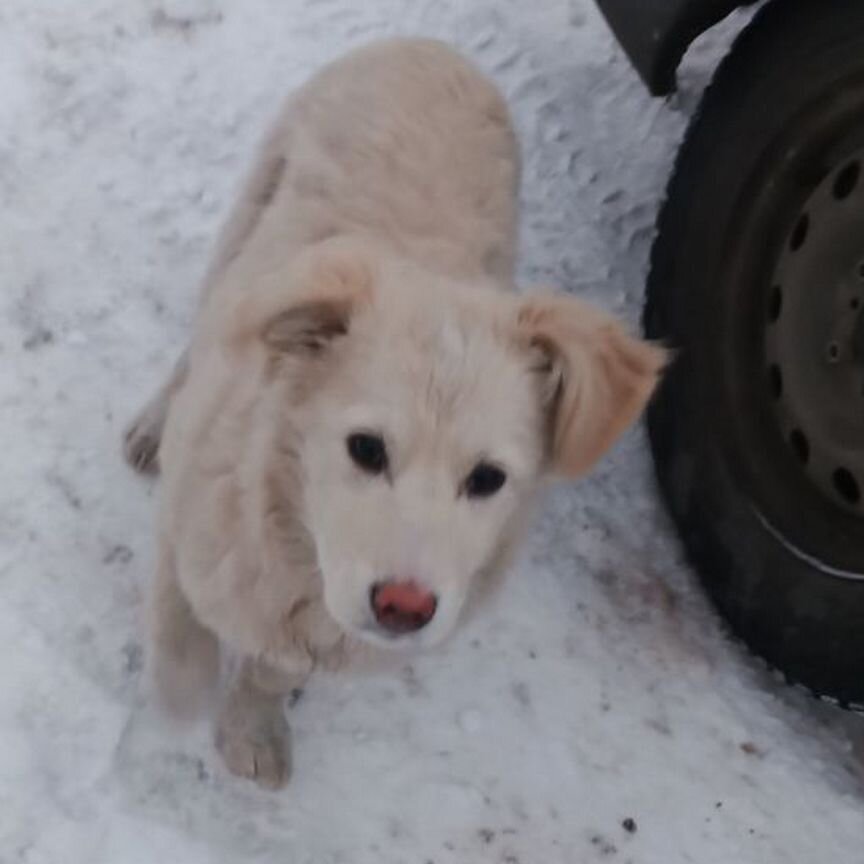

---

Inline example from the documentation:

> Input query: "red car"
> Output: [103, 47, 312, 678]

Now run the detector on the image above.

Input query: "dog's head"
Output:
[233, 239, 666, 648]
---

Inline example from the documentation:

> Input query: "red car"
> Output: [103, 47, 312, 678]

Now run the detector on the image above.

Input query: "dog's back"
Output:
[207, 39, 520, 300]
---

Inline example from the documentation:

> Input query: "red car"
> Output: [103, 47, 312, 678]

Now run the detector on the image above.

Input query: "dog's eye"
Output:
[347, 433, 388, 475]
[464, 462, 507, 499]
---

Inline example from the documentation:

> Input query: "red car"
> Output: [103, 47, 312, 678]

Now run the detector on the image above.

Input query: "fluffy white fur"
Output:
[124, 38, 666, 787]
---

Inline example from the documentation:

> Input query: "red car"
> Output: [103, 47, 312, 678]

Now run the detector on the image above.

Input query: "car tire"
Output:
[645, 0, 864, 706]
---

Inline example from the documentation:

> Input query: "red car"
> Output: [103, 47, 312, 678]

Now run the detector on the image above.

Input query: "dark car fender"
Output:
[596, 0, 763, 95]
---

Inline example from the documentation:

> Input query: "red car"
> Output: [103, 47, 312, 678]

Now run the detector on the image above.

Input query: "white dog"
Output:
[124, 38, 666, 787]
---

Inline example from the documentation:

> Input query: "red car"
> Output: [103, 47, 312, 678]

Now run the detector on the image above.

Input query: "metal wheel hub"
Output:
[766, 149, 864, 511]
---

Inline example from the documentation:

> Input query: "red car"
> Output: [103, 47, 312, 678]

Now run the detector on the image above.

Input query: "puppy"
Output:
[124, 38, 666, 788]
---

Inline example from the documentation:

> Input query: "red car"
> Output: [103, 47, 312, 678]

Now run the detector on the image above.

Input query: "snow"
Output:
[1, 1, 863, 862]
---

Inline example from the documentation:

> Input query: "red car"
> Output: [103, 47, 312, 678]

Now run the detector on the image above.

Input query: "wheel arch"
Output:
[596, 0, 769, 95]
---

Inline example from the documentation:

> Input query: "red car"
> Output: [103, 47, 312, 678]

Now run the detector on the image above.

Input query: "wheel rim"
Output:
[765, 148, 864, 513]
[706, 73, 864, 578]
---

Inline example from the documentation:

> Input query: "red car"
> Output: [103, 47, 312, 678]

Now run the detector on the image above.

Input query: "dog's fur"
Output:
[124, 38, 666, 787]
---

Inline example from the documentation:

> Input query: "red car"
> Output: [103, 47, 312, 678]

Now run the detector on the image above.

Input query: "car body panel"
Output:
[596, 0, 760, 95]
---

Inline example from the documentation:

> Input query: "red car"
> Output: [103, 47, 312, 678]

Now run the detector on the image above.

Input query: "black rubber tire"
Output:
[645, 0, 864, 707]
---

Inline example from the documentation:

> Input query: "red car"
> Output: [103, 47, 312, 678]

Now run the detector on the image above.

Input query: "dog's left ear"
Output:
[261, 240, 375, 355]
[516, 293, 668, 477]
[262, 293, 357, 355]
[229, 238, 375, 355]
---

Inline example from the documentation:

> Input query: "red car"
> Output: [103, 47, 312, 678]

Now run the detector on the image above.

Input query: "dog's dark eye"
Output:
[464, 462, 507, 499]
[347, 433, 388, 475]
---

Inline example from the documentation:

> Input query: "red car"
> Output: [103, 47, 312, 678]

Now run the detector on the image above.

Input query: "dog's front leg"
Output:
[147, 544, 221, 719]
[215, 657, 309, 789]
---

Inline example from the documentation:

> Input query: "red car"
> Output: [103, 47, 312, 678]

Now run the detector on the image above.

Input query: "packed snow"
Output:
[1, 1, 863, 862]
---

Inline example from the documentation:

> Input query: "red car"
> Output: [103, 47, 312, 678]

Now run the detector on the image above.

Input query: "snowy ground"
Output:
[2, 1, 864, 862]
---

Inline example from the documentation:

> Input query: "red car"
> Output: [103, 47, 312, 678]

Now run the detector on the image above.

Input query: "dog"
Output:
[123, 37, 666, 788]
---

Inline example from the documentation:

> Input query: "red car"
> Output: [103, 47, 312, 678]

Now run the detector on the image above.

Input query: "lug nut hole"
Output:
[769, 364, 783, 399]
[767, 285, 782, 323]
[790, 213, 809, 251]
[833, 468, 860, 505]
[833, 161, 860, 201]
[789, 429, 809, 465]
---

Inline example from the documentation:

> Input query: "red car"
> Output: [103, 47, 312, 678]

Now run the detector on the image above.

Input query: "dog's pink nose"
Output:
[370, 580, 437, 635]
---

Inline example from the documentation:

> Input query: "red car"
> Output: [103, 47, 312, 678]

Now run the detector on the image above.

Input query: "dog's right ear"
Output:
[516, 292, 668, 477]
[231, 239, 375, 355]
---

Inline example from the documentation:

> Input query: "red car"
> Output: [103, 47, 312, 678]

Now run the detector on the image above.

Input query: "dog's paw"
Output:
[123, 409, 162, 475]
[215, 698, 291, 789]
